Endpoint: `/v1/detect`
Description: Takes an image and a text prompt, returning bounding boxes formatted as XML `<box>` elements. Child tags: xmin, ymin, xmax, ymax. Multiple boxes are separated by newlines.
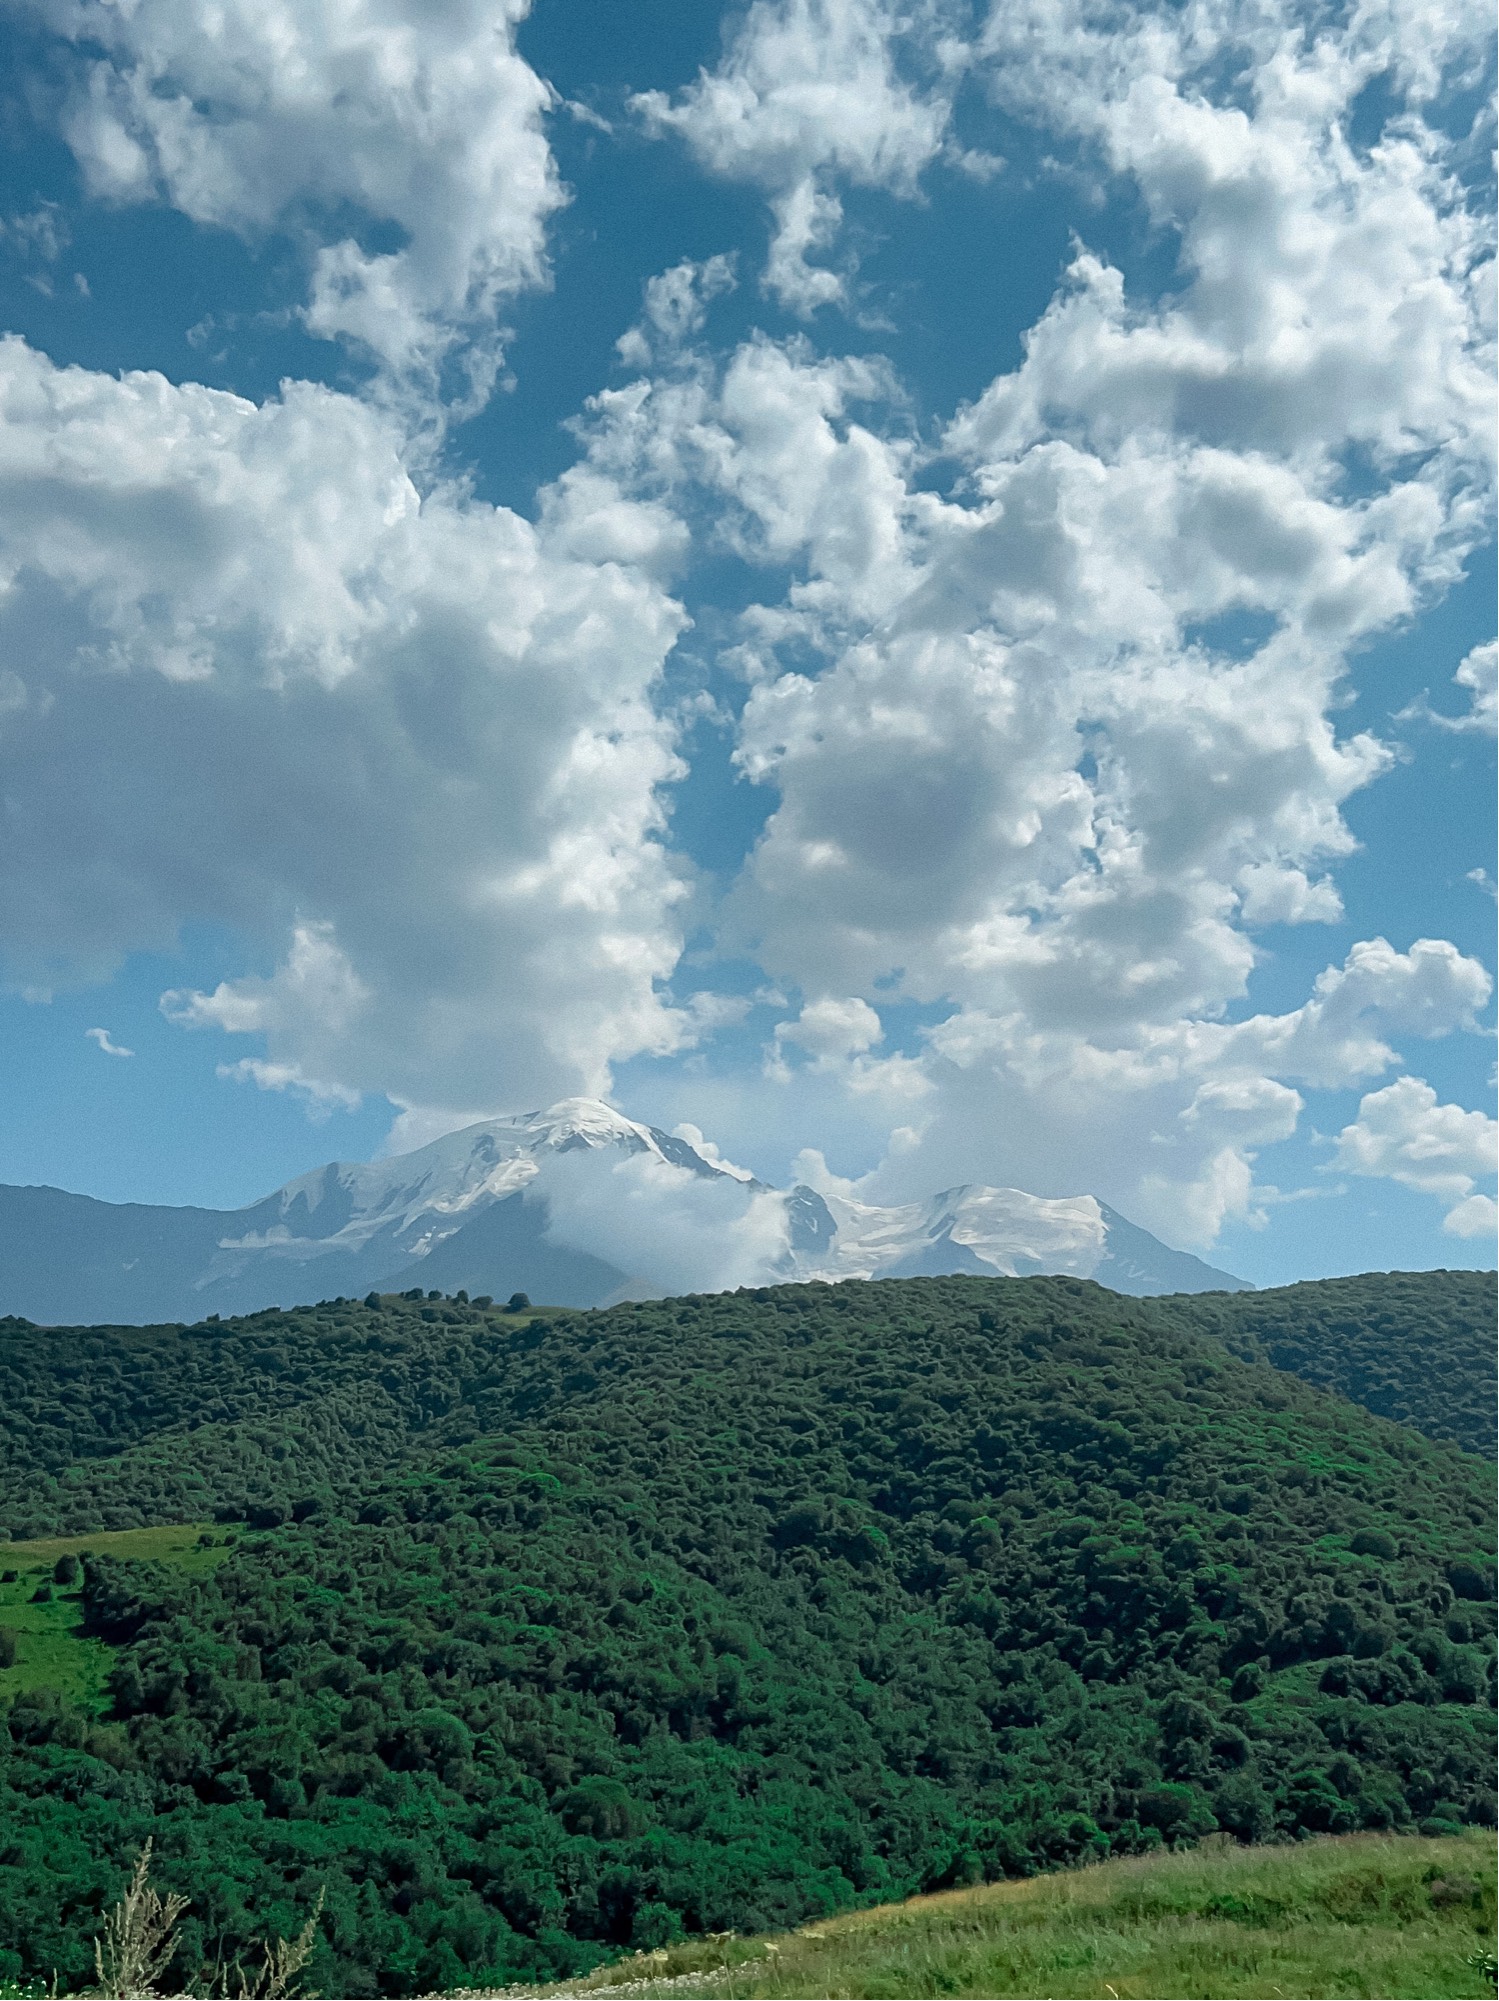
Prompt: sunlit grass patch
<box><xmin>0</xmin><ymin>1521</ymin><xmax>228</xmax><ymax>1568</ymax></box>
<box><xmin>450</xmin><ymin>1830</ymin><xmax>1498</xmax><ymax>2001</ymax></box>
<box><xmin>0</xmin><ymin>1521</ymin><xmax>227</xmax><ymax>1707</ymax></box>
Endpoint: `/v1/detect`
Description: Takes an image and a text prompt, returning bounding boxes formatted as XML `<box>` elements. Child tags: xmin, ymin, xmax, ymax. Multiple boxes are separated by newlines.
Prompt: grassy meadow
<box><xmin>469</xmin><ymin>1830</ymin><xmax>1498</xmax><ymax>2001</ymax></box>
<box><xmin>0</xmin><ymin>1523</ymin><xmax>226</xmax><ymax>1708</ymax></box>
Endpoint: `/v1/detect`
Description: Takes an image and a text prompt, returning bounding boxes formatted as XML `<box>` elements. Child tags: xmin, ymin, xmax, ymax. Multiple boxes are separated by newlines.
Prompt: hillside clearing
<box><xmin>0</xmin><ymin>1523</ymin><xmax>226</xmax><ymax>1707</ymax></box>
<box><xmin>0</xmin><ymin>1522</ymin><xmax>226</xmax><ymax>1569</ymax></box>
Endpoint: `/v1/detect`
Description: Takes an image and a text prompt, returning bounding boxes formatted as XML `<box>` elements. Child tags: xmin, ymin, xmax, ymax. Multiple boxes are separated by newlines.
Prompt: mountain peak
<box><xmin>513</xmin><ymin>1099</ymin><xmax>656</xmax><ymax>1149</ymax></box>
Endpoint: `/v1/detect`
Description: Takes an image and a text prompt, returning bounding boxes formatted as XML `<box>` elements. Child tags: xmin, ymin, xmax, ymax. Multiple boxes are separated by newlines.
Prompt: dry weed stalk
<box><xmin>91</xmin><ymin>1844</ymin><xmax>324</xmax><ymax>2001</ymax></box>
<box><xmin>91</xmin><ymin>1841</ymin><xmax>188</xmax><ymax>1999</ymax></box>
<box><xmin>227</xmin><ymin>1887</ymin><xmax>326</xmax><ymax>2001</ymax></box>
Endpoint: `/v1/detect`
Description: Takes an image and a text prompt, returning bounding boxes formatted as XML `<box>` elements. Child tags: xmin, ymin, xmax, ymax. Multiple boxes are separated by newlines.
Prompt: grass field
<box><xmin>459</xmin><ymin>1831</ymin><xmax>1499</xmax><ymax>2001</ymax></box>
<box><xmin>0</xmin><ymin>1521</ymin><xmax>227</xmax><ymax>1708</ymax></box>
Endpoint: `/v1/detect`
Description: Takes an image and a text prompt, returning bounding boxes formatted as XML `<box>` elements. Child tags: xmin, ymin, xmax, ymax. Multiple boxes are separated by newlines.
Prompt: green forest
<box><xmin>1157</xmin><ymin>1270</ymin><xmax>1496</xmax><ymax>1459</ymax></box>
<box><xmin>0</xmin><ymin>1271</ymin><xmax>1493</xmax><ymax>1996</ymax></box>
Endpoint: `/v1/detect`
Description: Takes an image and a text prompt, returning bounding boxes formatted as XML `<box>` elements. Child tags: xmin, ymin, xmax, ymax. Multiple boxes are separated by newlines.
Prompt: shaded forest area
<box><xmin>1161</xmin><ymin>1269</ymin><xmax>1496</xmax><ymax>1458</ymax></box>
<box><xmin>0</xmin><ymin>1272</ymin><xmax>1493</xmax><ymax>1995</ymax></box>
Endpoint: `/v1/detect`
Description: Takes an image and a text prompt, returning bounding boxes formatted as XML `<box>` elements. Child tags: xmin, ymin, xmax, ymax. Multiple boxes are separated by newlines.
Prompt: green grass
<box><xmin>469</xmin><ymin>1832</ymin><xmax>1499</xmax><ymax>2001</ymax></box>
<box><xmin>0</xmin><ymin>1521</ymin><xmax>227</xmax><ymax>1708</ymax></box>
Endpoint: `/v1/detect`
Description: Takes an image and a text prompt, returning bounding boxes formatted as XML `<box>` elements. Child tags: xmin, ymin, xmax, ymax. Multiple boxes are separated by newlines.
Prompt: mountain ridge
<box><xmin>0</xmin><ymin>1097</ymin><xmax>1248</xmax><ymax>1323</ymax></box>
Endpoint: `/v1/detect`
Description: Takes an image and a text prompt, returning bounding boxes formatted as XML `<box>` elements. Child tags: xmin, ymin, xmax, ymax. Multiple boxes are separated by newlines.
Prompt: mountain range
<box><xmin>0</xmin><ymin>1097</ymin><xmax>1248</xmax><ymax>1323</ymax></box>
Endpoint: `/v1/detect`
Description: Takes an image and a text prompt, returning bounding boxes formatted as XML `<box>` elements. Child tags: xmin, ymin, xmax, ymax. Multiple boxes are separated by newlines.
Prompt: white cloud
<box><xmin>763</xmin><ymin>181</ymin><xmax>848</xmax><ymax>316</ymax></box>
<box><xmin>2</xmin><ymin>204</ymin><xmax>68</xmax><ymax>270</ymax></box>
<box><xmin>669</xmin><ymin>1122</ymin><xmax>757</xmax><ymax>1182</ymax></box>
<box><xmin>810</xmin><ymin>937</ymin><xmax>1490</xmax><ymax>1246</ymax></box>
<box><xmin>635</xmin><ymin>0</ymin><xmax>955</xmax><ymax>312</ymax></box>
<box><xmin>7</xmin><ymin>0</ymin><xmax>1491</xmax><ymax>1270</ymax></box>
<box><xmin>1443</xmin><ymin>1193</ymin><xmax>1498</xmax><ymax>1241</ymax></box>
<box><xmin>1237</xmin><ymin>863</ymin><xmax>1343</xmax><ymax>926</ymax></box>
<box><xmin>1452</xmin><ymin>640</ymin><xmax>1498</xmax><ymax>735</ymax></box>
<box><xmin>559</xmin><ymin>0</ymin><xmax>1494</xmax><ymax>1244</ymax></box>
<box><xmin>616</xmin><ymin>256</ymin><xmax>737</xmax><ymax>370</ymax></box>
<box><xmin>0</xmin><ymin>338</ymin><xmax>694</xmax><ymax>1123</ymax></box>
<box><xmin>1396</xmin><ymin>639</ymin><xmax>1498</xmax><ymax>734</ymax></box>
<box><xmin>24</xmin><ymin>0</ymin><xmax>563</xmax><ymax>399</ymax></box>
<box><xmin>595</xmin><ymin>0</ymin><xmax>1494</xmax><ymax>1248</ymax></box>
<box><xmin>1218</xmin><ymin>936</ymin><xmax>1493</xmax><ymax>1088</ymax></box>
<box><xmin>84</xmin><ymin>1025</ymin><xmax>132</xmax><ymax>1058</ymax></box>
<box><xmin>215</xmin><ymin>1056</ymin><xmax>361</xmax><ymax>1116</ymax></box>
<box><xmin>775</xmin><ymin>994</ymin><xmax>884</xmax><ymax>1063</ymax></box>
<box><xmin>537</xmin><ymin>1146</ymin><xmax>790</xmax><ymax>1295</ymax></box>
<box><xmin>1334</xmin><ymin>1074</ymin><xmax>1498</xmax><ymax>1232</ymax></box>
<box><xmin>585</xmin><ymin>333</ymin><xmax>917</xmax><ymax>629</ymax></box>
<box><xmin>971</xmin><ymin>0</ymin><xmax>1494</xmax><ymax>454</ymax></box>
<box><xmin>164</xmin><ymin>921</ymin><xmax>370</xmax><ymax>1042</ymax></box>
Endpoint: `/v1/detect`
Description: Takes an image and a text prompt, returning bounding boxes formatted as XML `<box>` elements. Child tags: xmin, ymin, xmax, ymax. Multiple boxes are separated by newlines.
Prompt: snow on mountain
<box><xmin>211</xmin><ymin>1100</ymin><xmax>727</xmax><ymax>1266</ymax></box>
<box><xmin>185</xmin><ymin>1098</ymin><xmax>747</xmax><ymax>1305</ymax></box>
<box><xmin>783</xmin><ymin>1182</ymin><xmax>1248</xmax><ymax>1295</ymax></box>
<box><xmin>0</xmin><ymin>1098</ymin><xmax>1249</xmax><ymax>1324</ymax></box>
<box><xmin>788</xmin><ymin>1185</ymin><xmax>1108</xmax><ymax>1281</ymax></box>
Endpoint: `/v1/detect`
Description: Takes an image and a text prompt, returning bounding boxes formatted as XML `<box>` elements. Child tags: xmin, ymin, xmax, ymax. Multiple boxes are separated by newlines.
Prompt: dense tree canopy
<box><xmin>0</xmin><ymin>1274</ymin><xmax>1492</xmax><ymax>1995</ymax></box>
<box><xmin>1163</xmin><ymin>1270</ymin><xmax>1496</xmax><ymax>1459</ymax></box>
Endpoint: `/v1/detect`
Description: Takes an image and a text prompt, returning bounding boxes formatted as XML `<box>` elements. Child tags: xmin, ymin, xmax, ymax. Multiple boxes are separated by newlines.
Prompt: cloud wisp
<box><xmin>85</xmin><ymin>1026</ymin><xmax>133</xmax><ymax>1058</ymax></box>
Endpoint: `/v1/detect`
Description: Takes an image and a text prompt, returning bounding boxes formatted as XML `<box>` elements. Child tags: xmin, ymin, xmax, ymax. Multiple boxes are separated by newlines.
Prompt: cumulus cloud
<box><xmin>6</xmin><ymin>0</ymin><xmax>1492</xmax><ymax>1267</ymax></box>
<box><xmin>616</xmin><ymin>256</ymin><xmax>737</xmax><ymax>371</ymax></box>
<box><xmin>802</xmin><ymin>937</ymin><xmax>1488</xmax><ymax>1246</ymax></box>
<box><xmin>537</xmin><ymin>1147</ymin><xmax>789</xmax><ymax>1295</ymax></box>
<box><xmin>0</xmin><ymin>338</ymin><xmax>695</xmax><ymax>1124</ymax></box>
<box><xmin>1450</xmin><ymin>641</ymin><xmax>1498</xmax><ymax>734</ymax></box>
<box><xmin>1442</xmin><ymin>1193</ymin><xmax>1499</xmax><ymax>1240</ymax></box>
<box><xmin>23</xmin><ymin>0</ymin><xmax>562</xmax><ymax>399</ymax></box>
<box><xmin>215</xmin><ymin>1056</ymin><xmax>362</xmax><ymax>1115</ymax></box>
<box><xmin>583</xmin><ymin>334</ymin><xmax>918</xmax><ymax>629</ymax></box>
<box><xmin>1335</xmin><ymin>1074</ymin><xmax>1498</xmax><ymax>1234</ymax></box>
<box><xmin>594</xmin><ymin>0</ymin><xmax>1494</xmax><ymax>1246</ymax></box>
<box><xmin>1237</xmin><ymin>863</ymin><xmax>1343</xmax><ymax>927</ymax></box>
<box><xmin>772</xmin><ymin>995</ymin><xmax>884</xmax><ymax>1074</ymax></box>
<box><xmin>669</xmin><ymin>1122</ymin><xmax>757</xmax><ymax>1182</ymax></box>
<box><xmin>1217</xmin><ymin>936</ymin><xmax>1493</xmax><ymax>1088</ymax></box>
<box><xmin>635</xmin><ymin>0</ymin><xmax>955</xmax><ymax>311</ymax></box>
<box><xmin>971</xmin><ymin>0</ymin><xmax>1494</xmax><ymax>451</ymax></box>
<box><xmin>558</xmin><ymin>0</ymin><xmax>1495</xmax><ymax>1238</ymax></box>
<box><xmin>1400</xmin><ymin>640</ymin><xmax>1499</xmax><ymax>734</ymax></box>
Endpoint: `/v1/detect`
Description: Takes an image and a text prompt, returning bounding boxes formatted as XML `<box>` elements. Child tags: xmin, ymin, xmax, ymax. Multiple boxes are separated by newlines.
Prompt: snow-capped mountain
<box><xmin>205</xmin><ymin>1099</ymin><xmax>732</xmax><ymax>1283</ymax></box>
<box><xmin>779</xmin><ymin>1183</ymin><xmax>1243</xmax><ymax>1295</ymax></box>
<box><xmin>0</xmin><ymin>1098</ymin><xmax>1248</xmax><ymax>1325</ymax></box>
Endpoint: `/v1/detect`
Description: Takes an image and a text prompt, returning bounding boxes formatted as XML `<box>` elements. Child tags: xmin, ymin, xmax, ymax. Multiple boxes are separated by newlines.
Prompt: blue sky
<box><xmin>0</xmin><ymin>0</ymin><xmax>1493</xmax><ymax>1287</ymax></box>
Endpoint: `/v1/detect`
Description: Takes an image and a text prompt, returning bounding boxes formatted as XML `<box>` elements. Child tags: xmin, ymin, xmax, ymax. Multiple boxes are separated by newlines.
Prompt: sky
<box><xmin>0</xmin><ymin>0</ymin><xmax>1493</xmax><ymax>1289</ymax></box>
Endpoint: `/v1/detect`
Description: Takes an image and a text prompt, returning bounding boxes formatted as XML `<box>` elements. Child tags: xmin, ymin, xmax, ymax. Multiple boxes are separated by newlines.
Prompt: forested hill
<box><xmin>0</xmin><ymin>1270</ymin><xmax>1490</xmax><ymax>1543</ymax></box>
<box><xmin>0</xmin><ymin>1274</ymin><xmax>1493</xmax><ymax>1996</ymax></box>
<box><xmin>1157</xmin><ymin>1270</ymin><xmax>1496</xmax><ymax>1459</ymax></box>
